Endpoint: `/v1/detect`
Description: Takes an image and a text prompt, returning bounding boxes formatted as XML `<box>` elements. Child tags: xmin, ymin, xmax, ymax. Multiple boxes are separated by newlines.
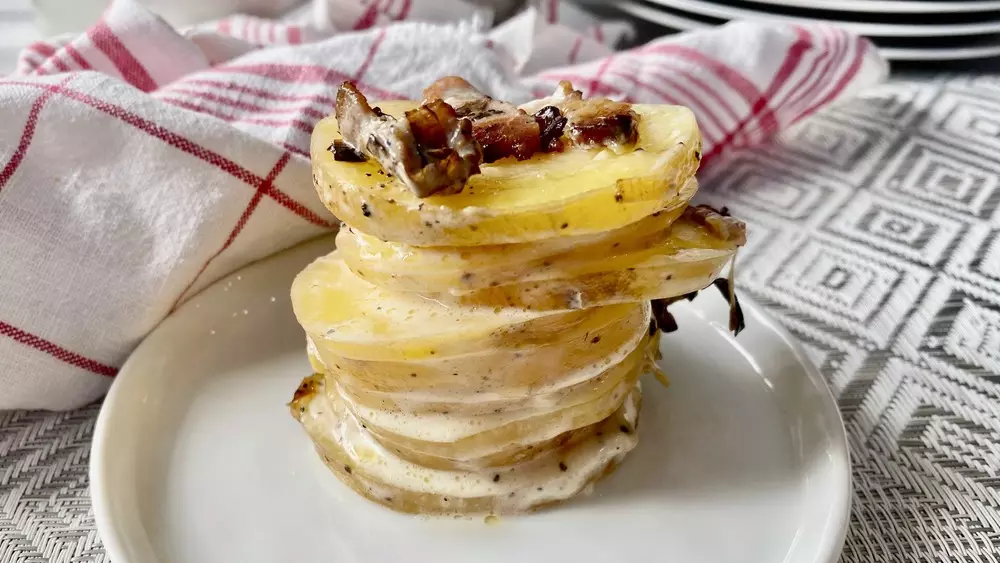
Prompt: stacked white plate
<box><xmin>615</xmin><ymin>0</ymin><xmax>1000</xmax><ymax>61</ymax></box>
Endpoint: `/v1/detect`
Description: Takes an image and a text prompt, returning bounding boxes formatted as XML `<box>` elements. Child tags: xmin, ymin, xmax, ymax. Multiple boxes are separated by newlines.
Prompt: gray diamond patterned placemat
<box><xmin>2</xmin><ymin>76</ymin><xmax>999</xmax><ymax>562</ymax></box>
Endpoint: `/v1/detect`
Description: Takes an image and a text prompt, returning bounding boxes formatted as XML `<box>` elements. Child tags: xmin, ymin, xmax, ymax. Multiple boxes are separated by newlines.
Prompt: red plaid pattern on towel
<box><xmin>0</xmin><ymin>0</ymin><xmax>887</xmax><ymax>410</ymax></box>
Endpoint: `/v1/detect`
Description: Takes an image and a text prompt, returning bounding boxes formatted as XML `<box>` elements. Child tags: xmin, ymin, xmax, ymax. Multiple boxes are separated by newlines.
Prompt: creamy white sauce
<box><xmin>305</xmin><ymin>382</ymin><xmax>640</xmax><ymax>513</ymax></box>
<box><xmin>341</xmin><ymin>374</ymin><xmax>633</xmax><ymax>446</ymax></box>
<box><xmin>332</xmin><ymin>311</ymin><xmax>647</xmax><ymax>410</ymax></box>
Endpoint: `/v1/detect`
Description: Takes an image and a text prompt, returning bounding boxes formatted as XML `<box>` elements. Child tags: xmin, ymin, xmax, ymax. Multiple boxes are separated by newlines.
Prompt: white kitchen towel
<box><xmin>0</xmin><ymin>0</ymin><xmax>887</xmax><ymax>410</ymax></box>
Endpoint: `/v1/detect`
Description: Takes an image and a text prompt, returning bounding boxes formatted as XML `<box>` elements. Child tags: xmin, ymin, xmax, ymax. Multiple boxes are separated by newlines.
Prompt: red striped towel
<box><xmin>0</xmin><ymin>0</ymin><xmax>887</xmax><ymax>410</ymax></box>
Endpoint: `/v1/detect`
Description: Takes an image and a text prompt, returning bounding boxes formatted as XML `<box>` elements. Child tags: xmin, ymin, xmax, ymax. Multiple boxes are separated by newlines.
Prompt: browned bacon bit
<box><xmin>650</xmin><ymin>299</ymin><xmax>679</xmax><ymax>333</ymax></box>
<box><xmin>423</xmin><ymin>76</ymin><xmax>544</xmax><ymax>163</ymax></box>
<box><xmin>335</xmin><ymin>82</ymin><xmax>481</xmax><ymax>197</ymax></box>
<box><xmin>475</xmin><ymin>114</ymin><xmax>542</xmax><ymax>163</ymax></box>
<box><xmin>685</xmin><ymin>205</ymin><xmax>747</xmax><ymax>245</ymax></box>
<box><xmin>525</xmin><ymin>81</ymin><xmax>639</xmax><ymax>150</ymax></box>
<box><xmin>404</xmin><ymin>100</ymin><xmax>482</xmax><ymax>195</ymax></box>
<box><xmin>712</xmin><ymin>278</ymin><xmax>745</xmax><ymax>336</ymax></box>
<box><xmin>330</xmin><ymin>139</ymin><xmax>366</xmax><ymax>162</ymax></box>
<box><xmin>650</xmin><ymin>280</ymin><xmax>745</xmax><ymax>337</ymax></box>
<box><xmin>564</xmin><ymin>100</ymin><xmax>638</xmax><ymax>149</ymax></box>
<box><xmin>533</xmin><ymin>106</ymin><xmax>567</xmax><ymax>152</ymax></box>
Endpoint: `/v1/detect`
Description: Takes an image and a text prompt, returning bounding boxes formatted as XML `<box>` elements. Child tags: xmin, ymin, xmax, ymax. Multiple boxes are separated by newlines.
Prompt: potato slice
<box><xmin>304</xmin><ymin>301</ymin><xmax>648</xmax><ymax>396</ymax></box>
<box><xmin>291</xmin><ymin>251</ymin><xmax>643</xmax><ymax>361</ymax></box>
<box><xmin>290</xmin><ymin>374</ymin><xmax>641</xmax><ymax>515</ymax></box>
<box><xmin>311</xmin><ymin>101</ymin><xmax>701</xmax><ymax>246</ymax></box>
<box><xmin>336</xmin><ymin>178</ymin><xmax>695</xmax><ymax>290</ymax></box>
<box><xmin>336</xmin><ymin>335</ymin><xmax>648</xmax><ymax>468</ymax></box>
<box><xmin>338</xmin><ymin>211</ymin><xmax>740</xmax><ymax>310</ymax></box>
<box><xmin>332</xmin><ymin>337</ymin><xmax>641</xmax><ymax>416</ymax></box>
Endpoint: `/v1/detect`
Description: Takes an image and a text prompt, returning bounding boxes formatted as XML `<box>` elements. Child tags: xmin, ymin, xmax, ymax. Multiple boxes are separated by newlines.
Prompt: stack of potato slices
<box><xmin>289</xmin><ymin>86</ymin><xmax>746</xmax><ymax>516</ymax></box>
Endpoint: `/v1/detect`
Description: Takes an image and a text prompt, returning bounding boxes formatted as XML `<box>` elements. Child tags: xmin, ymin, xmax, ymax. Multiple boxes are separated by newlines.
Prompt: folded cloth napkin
<box><xmin>0</xmin><ymin>0</ymin><xmax>887</xmax><ymax>411</ymax></box>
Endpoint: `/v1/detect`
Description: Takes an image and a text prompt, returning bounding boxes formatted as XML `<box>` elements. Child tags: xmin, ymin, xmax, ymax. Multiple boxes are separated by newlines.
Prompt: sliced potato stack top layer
<box><xmin>312</xmin><ymin>101</ymin><xmax>703</xmax><ymax>247</ymax></box>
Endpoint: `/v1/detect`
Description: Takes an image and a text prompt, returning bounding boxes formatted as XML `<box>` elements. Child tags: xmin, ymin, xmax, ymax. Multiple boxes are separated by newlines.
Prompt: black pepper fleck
<box><xmin>560</xmin><ymin>222</ymin><xmax>568</xmax><ymax>229</ymax></box>
<box><xmin>365</xmin><ymin>173</ymin><xmax>372</xmax><ymax>177</ymax></box>
<box><xmin>425</xmin><ymin>221</ymin><xmax>433</xmax><ymax>227</ymax></box>
<box><xmin>614</xmin><ymin>191</ymin><xmax>623</xmax><ymax>203</ymax></box>
<box><xmin>493</xmin><ymin>474</ymin><xmax>500</xmax><ymax>483</ymax></box>
<box><xmin>344</xmin><ymin>465</ymin><xmax>352</xmax><ymax>474</ymax></box>
<box><xmin>361</xmin><ymin>203</ymin><xmax>371</xmax><ymax>217</ymax></box>
<box><xmin>591</xmin><ymin>336</ymin><xmax>601</xmax><ymax>344</ymax></box>
<box><xmin>559</xmin><ymin>462</ymin><xmax>568</xmax><ymax>472</ymax></box>
<box><xmin>461</xmin><ymin>272</ymin><xmax>473</xmax><ymax>282</ymax></box>
<box><xmin>620</xmin><ymin>425</ymin><xmax>631</xmax><ymax>434</ymax></box>
<box><xmin>410</xmin><ymin>373</ymin><xmax>417</xmax><ymax>378</ymax></box>
<box><xmin>470</xmin><ymin>225</ymin><xmax>478</xmax><ymax>231</ymax></box>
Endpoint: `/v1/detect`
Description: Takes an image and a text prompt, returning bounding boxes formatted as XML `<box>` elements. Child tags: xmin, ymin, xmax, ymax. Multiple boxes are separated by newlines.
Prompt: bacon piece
<box><xmin>522</xmin><ymin>81</ymin><xmax>639</xmax><ymax>150</ymax></box>
<box><xmin>534</xmin><ymin>106</ymin><xmax>568</xmax><ymax>152</ymax></box>
<box><xmin>335</xmin><ymin>82</ymin><xmax>481</xmax><ymax>198</ymax></box>
<box><xmin>404</xmin><ymin>100</ymin><xmax>482</xmax><ymax>196</ymax></box>
<box><xmin>565</xmin><ymin>100</ymin><xmax>638</xmax><ymax>149</ymax></box>
<box><xmin>423</xmin><ymin>76</ymin><xmax>544</xmax><ymax>163</ymax></box>
<box><xmin>474</xmin><ymin>116</ymin><xmax>542</xmax><ymax>163</ymax></box>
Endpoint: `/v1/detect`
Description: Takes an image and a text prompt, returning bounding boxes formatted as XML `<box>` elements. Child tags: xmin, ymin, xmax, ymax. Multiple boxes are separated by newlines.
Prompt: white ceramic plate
<box><xmin>729</xmin><ymin>0</ymin><xmax>1000</xmax><ymax>14</ymax></box>
<box><xmin>619</xmin><ymin>1</ymin><xmax>1000</xmax><ymax>61</ymax></box>
<box><xmin>619</xmin><ymin>0</ymin><xmax>712</xmax><ymax>31</ymax></box>
<box><xmin>90</xmin><ymin>235</ymin><xmax>851</xmax><ymax>563</ymax></box>
<box><xmin>640</xmin><ymin>0</ymin><xmax>1000</xmax><ymax>36</ymax></box>
<box><xmin>880</xmin><ymin>42</ymin><xmax>1000</xmax><ymax>60</ymax></box>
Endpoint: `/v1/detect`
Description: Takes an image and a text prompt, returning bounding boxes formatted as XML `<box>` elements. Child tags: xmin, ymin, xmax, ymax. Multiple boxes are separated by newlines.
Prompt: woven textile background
<box><xmin>1</xmin><ymin>24</ymin><xmax>1000</xmax><ymax>563</ymax></box>
<box><xmin>698</xmin><ymin>75</ymin><xmax>1000</xmax><ymax>562</ymax></box>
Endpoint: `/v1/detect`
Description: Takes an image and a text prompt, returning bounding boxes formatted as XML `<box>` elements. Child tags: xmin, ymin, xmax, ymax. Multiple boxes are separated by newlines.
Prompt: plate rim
<box><xmin>89</xmin><ymin>241</ymin><xmax>852</xmax><ymax>563</ymax></box>
<box><xmin>619</xmin><ymin>0</ymin><xmax>1000</xmax><ymax>61</ymax></box>
<box><xmin>637</xmin><ymin>0</ymin><xmax>1000</xmax><ymax>36</ymax></box>
<box><xmin>734</xmin><ymin>295</ymin><xmax>852</xmax><ymax>563</ymax></box>
<box><xmin>727</xmin><ymin>0</ymin><xmax>1000</xmax><ymax>14</ymax></box>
